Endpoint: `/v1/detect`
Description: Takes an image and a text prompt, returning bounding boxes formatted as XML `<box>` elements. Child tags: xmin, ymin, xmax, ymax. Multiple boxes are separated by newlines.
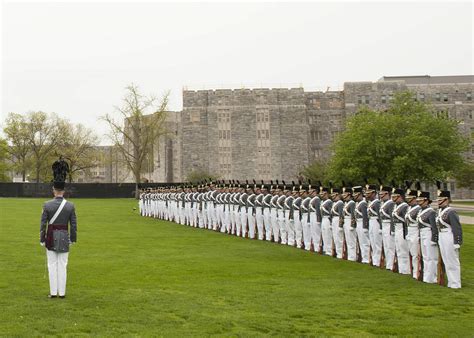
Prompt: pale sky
<box><xmin>1</xmin><ymin>1</ymin><xmax>473</xmax><ymax>142</ymax></box>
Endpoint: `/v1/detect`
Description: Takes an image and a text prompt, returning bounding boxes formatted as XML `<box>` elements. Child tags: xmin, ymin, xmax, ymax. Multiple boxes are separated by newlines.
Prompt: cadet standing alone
<box><xmin>40</xmin><ymin>158</ymin><xmax>77</xmax><ymax>298</ymax></box>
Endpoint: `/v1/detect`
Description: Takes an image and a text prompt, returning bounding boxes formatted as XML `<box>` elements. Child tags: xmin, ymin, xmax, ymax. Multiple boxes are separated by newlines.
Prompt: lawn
<box><xmin>0</xmin><ymin>198</ymin><xmax>473</xmax><ymax>336</ymax></box>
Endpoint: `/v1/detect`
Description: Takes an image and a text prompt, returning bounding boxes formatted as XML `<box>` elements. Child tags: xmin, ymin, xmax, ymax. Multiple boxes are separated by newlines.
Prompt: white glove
<box><xmin>363</xmin><ymin>228</ymin><xmax>368</xmax><ymax>233</ymax></box>
<box><xmin>378</xmin><ymin>229</ymin><xmax>382</xmax><ymax>235</ymax></box>
<box><xmin>430</xmin><ymin>241</ymin><xmax>438</xmax><ymax>246</ymax></box>
<box><xmin>350</xmin><ymin>227</ymin><xmax>355</xmax><ymax>231</ymax></box>
<box><xmin>40</xmin><ymin>242</ymin><xmax>45</xmax><ymax>247</ymax></box>
<box><xmin>453</xmin><ymin>244</ymin><xmax>460</xmax><ymax>250</ymax></box>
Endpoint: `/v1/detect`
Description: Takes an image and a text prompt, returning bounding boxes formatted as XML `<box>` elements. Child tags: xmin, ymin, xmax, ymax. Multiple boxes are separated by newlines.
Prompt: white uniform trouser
<box><xmin>198</xmin><ymin>208</ymin><xmax>205</xmax><ymax>228</ymax></box>
<box><xmin>278</xmin><ymin>210</ymin><xmax>287</xmax><ymax>245</ymax></box>
<box><xmin>369</xmin><ymin>218</ymin><xmax>383</xmax><ymax>266</ymax></box>
<box><xmin>220</xmin><ymin>206</ymin><xmax>226</xmax><ymax>233</ymax></box>
<box><xmin>211</xmin><ymin>204</ymin><xmax>218</xmax><ymax>230</ymax></box>
<box><xmin>218</xmin><ymin>205</ymin><xmax>225</xmax><ymax>230</ymax></box>
<box><xmin>192</xmin><ymin>206</ymin><xmax>198</xmax><ymax>227</ymax></box>
<box><xmin>235</xmin><ymin>208</ymin><xmax>242</xmax><ymax>236</ymax></box>
<box><xmin>286</xmin><ymin>215</ymin><xmax>295</xmax><ymax>246</ymax></box>
<box><xmin>439</xmin><ymin>227</ymin><xmax>461</xmax><ymax>288</ymax></box>
<box><xmin>356</xmin><ymin>219</ymin><xmax>370</xmax><ymax>263</ymax></box>
<box><xmin>394</xmin><ymin>223</ymin><xmax>410</xmax><ymax>274</ymax></box>
<box><xmin>332</xmin><ymin>216</ymin><xmax>344</xmax><ymax>259</ymax></box>
<box><xmin>207</xmin><ymin>205</ymin><xmax>213</xmax><ymax>230</ymax></box>
<box><xmin>381</xmin><ymin>220</ymin><xmax>394</xmax><ymax>269</ymax></box>
<box><xmin>263</xmin><ymin>208</ymin><xmax>272</xmax><ymax>241</ymax></box>
<box><xmin>294</xmin><ymin>214</ymin><xmax>303</xmax><ymax>248</ymax></box>
<box><xmin>47</xmin><ymin>250</ymin><xmax>69</xmax><ymax>296</ymax></box>
<box><xmin>343</xmin><ymin>217</ymin><xmax>357</xmax><ymax>261</ymax></box>
<box><xmin>221</xmin><ymin>207</ymin><xmax>229</xmax><ymax>233</ymax></box>
<box><xmin>270</xmin><ymin>209</ymin><xmax>279</xmax><ymax>242</ymax></box>
<box><xmin>321</xmin><ymin>216</ymin><xmax>332</xmax><ymax>255</ymax></box>
<box><xmin>240</xmin><ymin>208</ymin><xmax>248</xmax><ymax>237</ymax></box>
<box><xmin>310</xmin><ymin>212</ymin><xmax>321</xmax><ymax>252</ymax></box>
<box><xmin>406</xmin><ymin>225</ymin><xmax>421</xmax><ymax>279</ymax></box>
<box><xmin>248</xmin><ymin>210</ymin><xmax>256</xmax><ymax>239</ymax></box>
<box><xmin>255</xmin><ymin>208</ymin><xmax>264</xmax><ymax>240</ymax></box>
<box><xmin>301</xmin><ymin>213</ymin><xmax>311</xmax><ymax>251</ymax></box>
<box><xmin>230</xmin><ymin>206</ymin><xmax>236</xmax><ymax>234</ymax></box>
<box><xmin>420</xmin><ymin>227</ymin><xmax>438</xmax><ymax>284</ymax></box>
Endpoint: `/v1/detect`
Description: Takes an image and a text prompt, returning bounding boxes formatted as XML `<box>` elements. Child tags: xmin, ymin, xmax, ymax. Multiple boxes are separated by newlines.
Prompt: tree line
<box><xmin>1</xmin><ymin>111</ymin><xmax>99</xmax><ymax>183</ymax></box>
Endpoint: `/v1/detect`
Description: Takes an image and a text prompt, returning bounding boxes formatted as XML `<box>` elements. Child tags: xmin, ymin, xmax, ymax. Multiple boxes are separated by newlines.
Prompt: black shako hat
<box><xmin>392</xmin><ymin>187</ymin><xmax>405</xmax><ymax>196</ymax></box>
<box><xmin>417</xmin><ymin>191</ymin><xmax>431</xmax><ymax>200</ymax></box>
<box><xmin>53</xmin><ymin>181</ymin><xmax>65</xmax><ymax>190</ymax></box>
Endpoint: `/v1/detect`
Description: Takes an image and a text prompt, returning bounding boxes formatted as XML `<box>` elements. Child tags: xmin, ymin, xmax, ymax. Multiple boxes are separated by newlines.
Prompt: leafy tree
<box><xmin>25</xmin><ymin>112</ymin><xmax>63</xmax><ymax>183</ymax></box>
<box><xmin>301</xmin><ymin>159</ymin><xmax>329</xmax><ymax>185</ymax></box>
<box><xmin>3</xmin><ymin>113</ymin><xmax>32</xmax><ymax>181</ymax></box>
<box><xmin>102</xmin><ymin>84</ymin><xmax>169</xmax><ymax>197</ymax></box>
<box><xmin>56</xmin><ymin>122</ymin><xmax>100</xmax><ymax>182</ymax></box>
<box><xmin>0</xmin><ymin>138</ymin><xmax>10</xmax><ymax>181</ymax></box>
<box><xmin>328</xmin><ymin>91</ymin><xmax>468</xmax><ymax>185</ymax></box>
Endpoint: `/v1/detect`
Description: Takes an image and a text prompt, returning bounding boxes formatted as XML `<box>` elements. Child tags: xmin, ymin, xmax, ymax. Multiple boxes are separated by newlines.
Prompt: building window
<box><xmin>418</xmin><ymin>93</ymin><xmax>425</xmax><ymax>102</ymax></box>
<box><xmin>435</xmin><ymin>93</ymin><xmax>441</xmax><ymax>101</ymax></box>
<box><xmin>217</xmin><ymin>109</ymin><xmax>232</xmax><ymax>179</ymax></box>
<box><xmin>469</xmin><ymin>110</ymin><xmax>473</xmax><ymax>119</ymax></box>
<box><xmin>467</xmin><ymin>92</ymin><xmax>472</xmax><ymax>101</ymax></box>
<box><xmin>311</xmin><ymin>130</ymin><xmax>322</xmax><ymax>141</ymax></box>
<box><xmin>256</xmin><ymin>108</ymin><xmax>271</xmax><ymax>180</ymax></box>
<box><xmin>443</xmin><ymin>93</ymin><xmax>448</xmax><ymax>102</ymax></box>
<box><xmin>357</xmin><ymin>95</ymin><xmax>370</xmax><ymax>104</ymax></box>
<box><xmin>381</xmin><ymin>95</ymin><xmax>386</xmax><ymax>104</ymax></box>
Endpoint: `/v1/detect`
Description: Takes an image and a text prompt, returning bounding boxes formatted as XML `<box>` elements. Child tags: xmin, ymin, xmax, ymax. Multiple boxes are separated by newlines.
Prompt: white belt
<box><xmin>381</xmin><ymin>219</ymin><xmax>391</xmax><ymax>223</ymax></box>
<box><xmin>394</xmin><ymin>222</ymin><xmax>403</xmax><ymax>227</ymax></box>
<box><xmin>370</xmin><ymin>216</ymin><xmax>379</xmax><ymax>220</ymax></box>
<box><xmin>439</xmin><ymin>228</ymin><xmax>451</xmax><ymax>233</ymax></box>
<box><xmin>322</xmin><ymin>215</ymin><xmax>330</xmax><ymax>219</ymax></box>
<box><xmin>408</xmin><ymin>223</ymin><xmax>418</xmax><ymax>227</ymax></box>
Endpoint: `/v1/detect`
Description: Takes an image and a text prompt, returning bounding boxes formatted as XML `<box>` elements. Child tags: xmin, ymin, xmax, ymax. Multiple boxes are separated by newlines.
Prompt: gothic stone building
<box><xmin>141</xmin><ymin>75</ymin><xmax>473</xmax><ymax>197</ymax></box>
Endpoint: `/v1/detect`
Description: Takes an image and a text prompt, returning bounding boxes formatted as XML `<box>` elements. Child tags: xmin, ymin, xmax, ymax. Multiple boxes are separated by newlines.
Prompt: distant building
<box><xmin>131</xmin><ymin>75</ymin><xmax>474</xmax><ymax>197</ymax></box>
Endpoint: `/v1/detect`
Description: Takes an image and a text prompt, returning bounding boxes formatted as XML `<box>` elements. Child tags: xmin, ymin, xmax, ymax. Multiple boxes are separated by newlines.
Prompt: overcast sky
<box><xmin>1</xmin><ymin>1</ymin><xmax>473</xmax><ymax>141</ymax></box>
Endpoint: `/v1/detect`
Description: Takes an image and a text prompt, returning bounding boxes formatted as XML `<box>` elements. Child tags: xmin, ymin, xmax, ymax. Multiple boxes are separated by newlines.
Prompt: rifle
<box><xmin>437</xmin><ymin>246</ymin><xmax>446</xmax><ymax>286</ymax></box>
<box><xmin>417</xmin><ymin>236</ymin><xmax>423</xmax><ymax>281</ymax></box>
<box><xmin>392</xmin><ymin>252</ymin><xmax>399</xmax><ymax>273</ymax></box>
<box><xmin>380</xmin><ymin>239</ymin><xmax>385</xmax><ymax>269</ymax></box>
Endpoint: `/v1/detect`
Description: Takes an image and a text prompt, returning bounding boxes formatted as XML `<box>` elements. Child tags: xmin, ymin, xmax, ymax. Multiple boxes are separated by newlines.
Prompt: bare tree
<box><xmin>56</xmin><ymin>122</ymin><xmax>100</xmax><ymax>182</ymax></box>
<box><xmin>3</xmin><ymin>113</ymin><xmax>32</xmax><ymax>181</ymax></box>
<box><xmin>25</xmin><ymin>111</ymin><xmax>63</xmax><ymax>183</ymax></box>
<box><xmin>102</xmin><ymin>84</ymin><xmax>169</xmax><ymax>197</ymax></box>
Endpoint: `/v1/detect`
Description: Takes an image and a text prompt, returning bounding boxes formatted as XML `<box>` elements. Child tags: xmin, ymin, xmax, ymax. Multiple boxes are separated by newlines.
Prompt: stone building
<box><xmin>132</xmin><ymin>75</ymin><xmax>474</xmax><ymax>197</ymax></box>
<box><xmin>178</xmin><ymin>75</ymin><xmax>472</xmax><ymax>178</ymax></box>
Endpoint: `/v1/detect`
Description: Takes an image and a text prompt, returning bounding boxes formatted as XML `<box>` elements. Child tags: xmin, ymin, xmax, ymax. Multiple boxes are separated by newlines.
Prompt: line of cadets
<box><xmin>139</xmin><ymin>179</ymin><xmax>463</xmax><ymax>289</ymax></box>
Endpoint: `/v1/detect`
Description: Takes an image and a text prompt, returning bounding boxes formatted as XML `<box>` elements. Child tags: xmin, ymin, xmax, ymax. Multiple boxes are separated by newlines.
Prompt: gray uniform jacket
<box><xmin>40</xmin><ymin>197</ymin><xmax>77</xmax><ymax>252</ymax></box>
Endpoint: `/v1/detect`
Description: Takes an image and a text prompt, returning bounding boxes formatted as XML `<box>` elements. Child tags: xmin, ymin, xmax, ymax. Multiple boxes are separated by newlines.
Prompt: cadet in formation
<box><xmin>138</xmin><ymin>179</ymin><xmax>463</xmax><ymax>289</ymax></box>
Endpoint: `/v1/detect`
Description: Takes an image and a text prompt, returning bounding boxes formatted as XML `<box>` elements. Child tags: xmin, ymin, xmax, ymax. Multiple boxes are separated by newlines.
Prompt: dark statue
<box><xmin>52</xmin><ymin>156</ymin><xmax>70</xmax><ymax>182</ymax></box>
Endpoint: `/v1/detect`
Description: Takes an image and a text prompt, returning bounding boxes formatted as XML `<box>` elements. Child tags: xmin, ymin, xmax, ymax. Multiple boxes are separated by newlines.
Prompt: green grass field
<box><xmin>1</xmin><ymin>198</ymin><xmax>473</xmax><ymax>336</ymax></box>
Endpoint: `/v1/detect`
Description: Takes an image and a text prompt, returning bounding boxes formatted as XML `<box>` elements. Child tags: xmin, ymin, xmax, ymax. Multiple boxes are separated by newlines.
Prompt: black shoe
<box><xmin>59</xmin><ymin>295</ymin><xmax>66</xmax><ymax>299</ymax></box>
<box><xmin>48</xmin><ymin>294</ymin><xmax>57</xmax><ymax>298</ymax></box>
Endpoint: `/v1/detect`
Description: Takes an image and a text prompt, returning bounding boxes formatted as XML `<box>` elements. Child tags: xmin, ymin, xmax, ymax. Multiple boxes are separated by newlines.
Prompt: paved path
<box><xmin>459</xmin><ymin>216</ymin><xmax>474</xmax><ymax>225</ymax></box>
